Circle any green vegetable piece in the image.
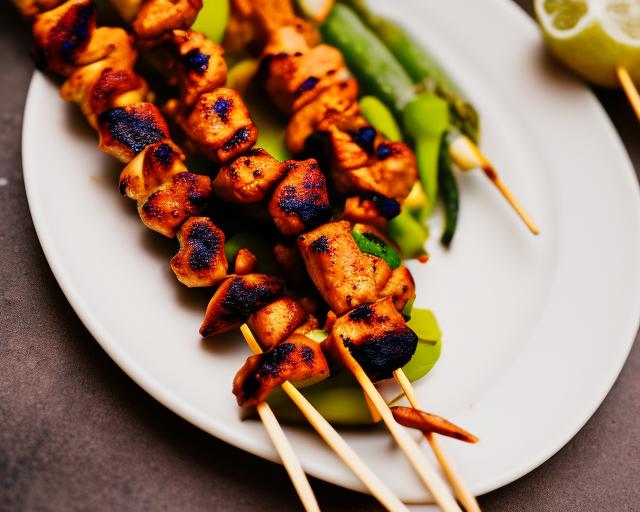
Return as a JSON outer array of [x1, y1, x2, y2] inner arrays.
[[359, 96, 402, 141], [351, 229, 401, 269], [401, 297, 415, 319], [268, 372, 376, 425], [321, 4, 416, 113], [438, 134, 459, 247], [402, 338, 442, 382], [387, 209, 428, 258], [407, 308, 442, 341], [402, 308, 442, 382], [339, 0, 480, 141], [306, 329, 329, 343], [402, 92, 449, 139], [224, 232, 277, 275], [191, 0, 230, 44], [403, 93, 449, 214]]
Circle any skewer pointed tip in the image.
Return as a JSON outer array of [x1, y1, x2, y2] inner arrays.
[[616, 66, 640, 124]]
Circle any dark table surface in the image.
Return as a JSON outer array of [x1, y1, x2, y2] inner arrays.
[[2, 1, 639, 511]]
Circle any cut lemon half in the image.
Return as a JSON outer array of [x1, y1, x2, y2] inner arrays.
[[534, 0, 640, 86]]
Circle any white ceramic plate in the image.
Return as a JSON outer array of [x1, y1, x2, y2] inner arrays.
[[22, 0, 640, 503]]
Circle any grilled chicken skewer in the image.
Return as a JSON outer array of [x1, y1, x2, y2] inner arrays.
[[99, 5, 476, 507], [16, 1, 330, 508], [221, 3, 481, 509]]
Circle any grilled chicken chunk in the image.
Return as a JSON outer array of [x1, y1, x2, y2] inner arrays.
[[200, 274, 284, 336], [171, 29, 227, 108], [32, 0, 96, 75], [381, 265, 415, 312], [62, 63, 149, 129], [297, 221, 380, 314], [263, 26, 348, 113], [391, 406, 479, 443], [325, 298, 418, 381], [119, 140, 185, 201], [177, 88, 258, 163], [342, 196, 390, 229], [224, 0, 319, 56], [268, 159, 331, 235], [33, 0, 138, 77], [12, 0, 65, 19], [233, 334, 329, 407], [247, 296, 307, 350], [139, 172, 212, 237], [212, 148, 287, 204], [170, 217, 228, 287], [318, 113, 418, 202], [286, 80, 359, 154], [345, 141, 418, 202], [97, 103, 170, 163], [131, 0, 202, 42], [234, 248, 257, 275]]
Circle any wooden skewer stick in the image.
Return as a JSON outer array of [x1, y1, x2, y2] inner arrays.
[[255, 402, 320, 512], [616, 66, 640, 123], [346, 361, 462, 512], [449, 136, 540, 235], [393, 369, 480, 512], [238, 326, 319, 511], [240, 325, 410, 512]]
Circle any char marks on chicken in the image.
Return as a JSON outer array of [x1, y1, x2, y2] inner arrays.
[[200, 273, 285, 336], [233, 334, 329, 407], [326, 297, 418, 381]]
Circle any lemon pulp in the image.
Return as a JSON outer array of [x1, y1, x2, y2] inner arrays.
[[535, 0, 640, 87]]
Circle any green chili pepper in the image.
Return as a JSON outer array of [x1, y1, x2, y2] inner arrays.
[[359, 96, 402, 141], [438, 134, 459, 248], [338, 0, 480, 142], [402, 93, 449, 215], [321, 4, 415, 114], [191, 0, 230, 44], [387, 209, 428, 258], [352, 229, 401, 269]]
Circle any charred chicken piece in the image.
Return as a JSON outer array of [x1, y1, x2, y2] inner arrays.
[[263, 26, 348, 113], [139, 171, 212, 237], [391, 407, 479, 444], [171, 29, 227, 108], [341, 196, 390, 230], [97, 103, 170, 163], [119, 140, 186, 201], [345, 141, 418, 203], [297, 221, 380, 314], [32, 0, 96, 75], [177, 88, 258, 163], [381, 265, 416, 313], [12, 0, 65, 19], [131, 0, 202, 42], [62, 63, 149, 129], [247, 296, 307, 350], [233, 333, 329, 407], [268, 159, 331, 235], [200, 273, 285, 336], [325, 297, 418, 381], [212, 148, 287, 204], [170, 217, 228, 287], [224, 0, 319, 56], [317, 114, 418, 203], [286, 80, 359, 154]]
